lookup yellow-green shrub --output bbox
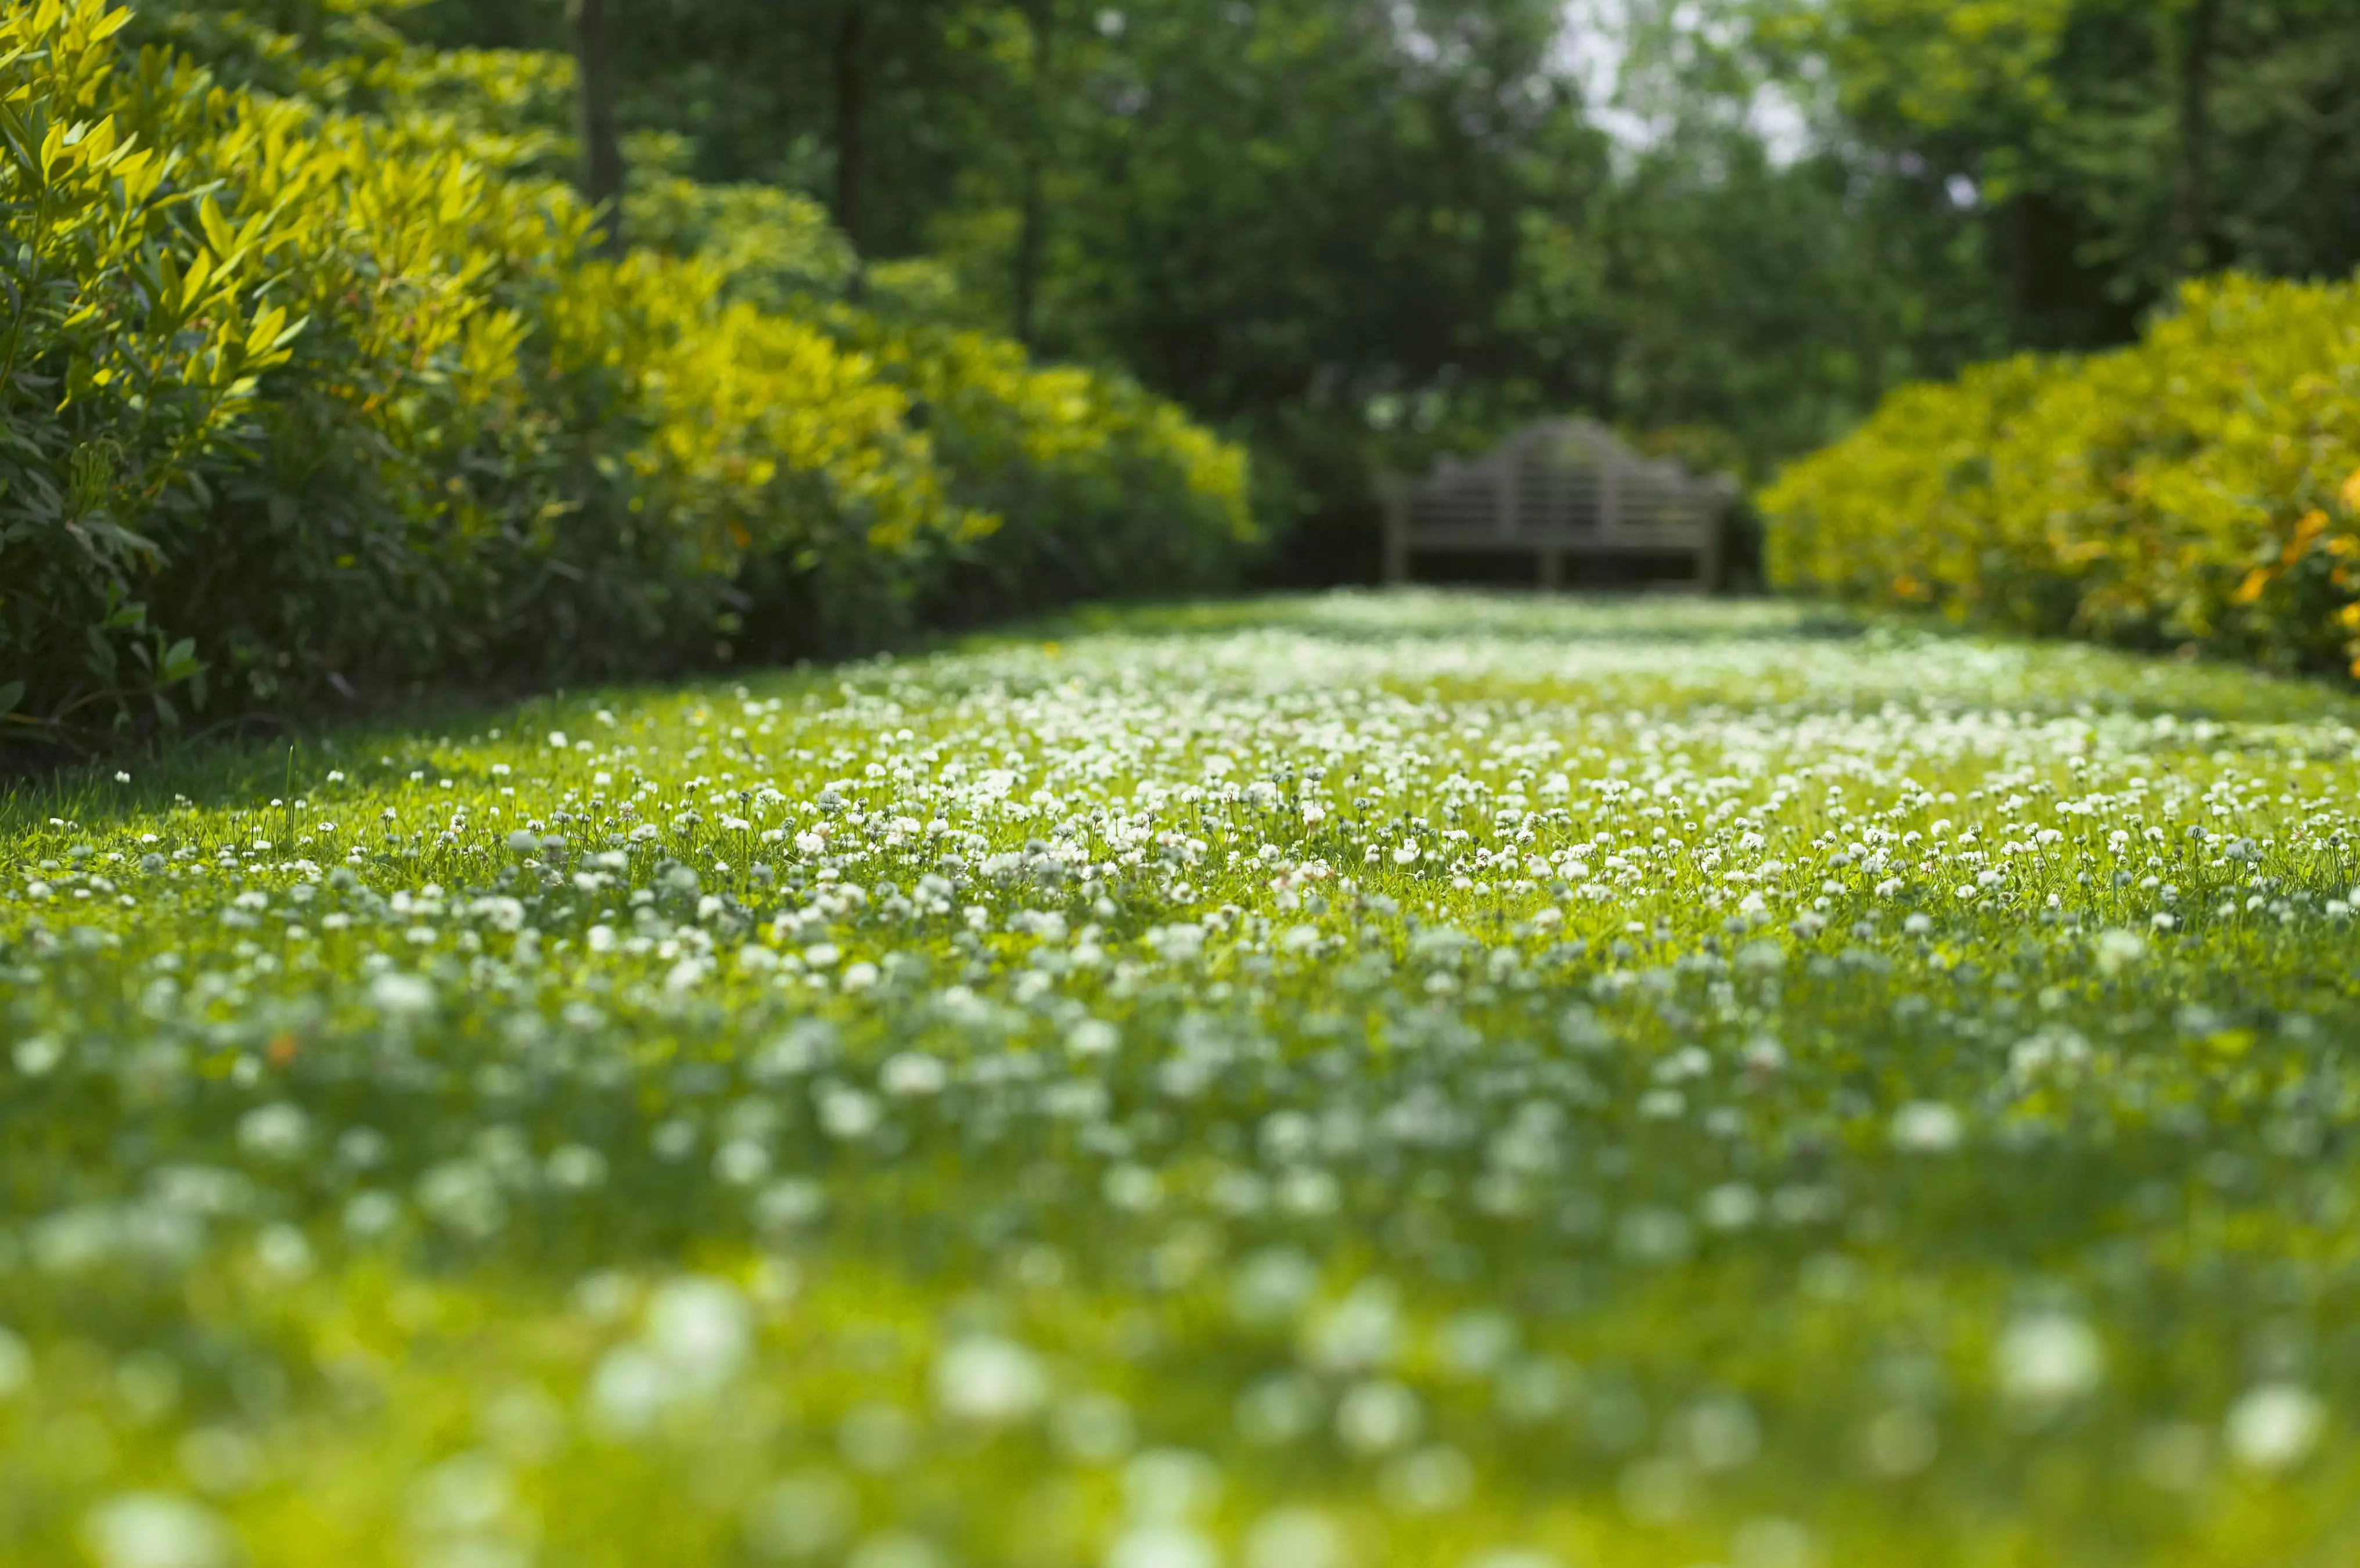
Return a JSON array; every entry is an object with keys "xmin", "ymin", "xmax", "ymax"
[
  {"xmin": 625, "ymin": 163, "xmax": 1256, "ymax": 628},
  {"xmin": 1762, "ymin": 274, "xmax": 2360, "ymax": 676},
  {"xmin": 2, "ymin": 0, "xmax": 1248, "ymax": 749},
  {"xmin": 830, "ymin": 314, "xmax": 1254, "ymax": 625}
]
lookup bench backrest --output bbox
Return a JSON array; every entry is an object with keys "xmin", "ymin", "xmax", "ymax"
[{"xmin": 1378, "ymin": 419, "xmax": 1735, "ymax": 586}]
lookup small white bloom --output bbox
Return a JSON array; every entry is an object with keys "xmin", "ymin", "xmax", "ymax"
[
  {"xmin": 1890, "ymin": 1102, "xmax": 1963, "ymax": 1154},
  {"xmin": 2094, "ymin": 928, "xmax": 2146, "ymax": 974},
  {"xmin": 2225, "ymin": 1384, "xmax": 2326, "ymax": 1471},
  {"xmin": 236, "ymin": 1103, "xmax": 311, "ymax": 1161},
  {"xmin": 1996, "ymin": 1312, "xmax": 2104, "ymax": 1408},
  {"xmin": 933, "ymin": 1336, "xmax": 1048, "ymax": 1424},
  {"xmin": 369, "ymin": 972, "xmax": 436, "ymax": 1017},
  {"xmin": 80, "ymin": 1494, "xmax": 233, "ymax": 1568}
]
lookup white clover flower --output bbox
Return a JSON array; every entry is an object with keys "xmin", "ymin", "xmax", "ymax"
[
  {"xmin": 2224, "ymin": 1384, "xmax": 2325, "ymax": 1471},
  {"xmin": 236, "ymin": 1103, "xmax": 311, "ymax": 1161},
  {"xmin": 369, "ymin": 972, "xmax": 436, "ymax": 1017},
  {"xmin": 879, "ymin": 1053, "xmax": 948, "ymax": 1096},
  {"xmin": 1890, "ymin": 1102, "xmax": 1964, "ymax": 1154},
  {"xmin": 744, "ymin": 1472, "xmax": 857, "ymax": 1560},
  {"xmin": 819, "ymin": 1089, "xmax": 882, "ymax": 1141},
  {"xmin": 643, "ymin": 1275, "xmax": 753, "ymax": 1393},
  {"xmin": 80, "ymin": 1493, "xmax": 234, "ymax": 1568},
  {"xmin": 546, "ymin": 1145, "xmax": 609, "ymax": 1190},
  {"xmin": 587, "ymin": 1346, "xmax": 671, "ymax": 1437},
  {"xmin": 933, "ymin": 1335, "xmax": 1048, "ymax": 1424},
  {"xmin": 1068, "ymin": 1019, "xmax": 1118, "ymax": 1062},
  {"xmin": 1995, "ymin": 1312, "xmax": 2104, "ymax": 1409},
  {"xmin": 2093, "ymin": 929, "xmax": 2146, "ymax": 973},
  {"xmin": 1334, "ymin": 1379, "xmax": 1423, "ymax": 1454}
]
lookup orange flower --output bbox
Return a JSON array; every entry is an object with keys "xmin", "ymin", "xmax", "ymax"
[{"xmin": 2232, "ymin": 568, "xmax": 2271, "ymax": 606}]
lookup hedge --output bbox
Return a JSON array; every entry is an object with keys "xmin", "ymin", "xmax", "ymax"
[
  {"xmin": 0, "ymin": 0, "xmax": 1251, "ymax": 750},
  {"xmin": 1761, "ymin": 272, "xmax": 2360, "ymax": 677}
]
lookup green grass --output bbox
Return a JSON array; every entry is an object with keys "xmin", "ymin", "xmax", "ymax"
[{"xmin": 5, "ymin": 590, "xmax": 2360, "ymax": 1568}]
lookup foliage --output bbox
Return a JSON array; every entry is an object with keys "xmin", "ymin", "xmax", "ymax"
[
  {"xmin": 0, "ymin": 0, "xmax": 1247, "ymax": 752},
  {"xmin": 8, "ymin": 596, "xmax": 2360, "ymax": 1562},
  {"xmin": 1761, "ymin": 272, "xmax": 2360, "ymax": 677},
  {"xmin": 370, "ymin": 0, "xmax": 2360, "ymax": 584},
  {"xmin": 831, "ymin": 312, "xmax": 1254, "ymax": 625},
  {"xmin": 622, "ymin": 172, "xmax": 857, "ymax": 313},
  {"xmin": 1757, "ymin": 0, "xmax": 2360, "ymax": 343},
  {"xmin": 402, "ymin": 0, "xmax": 1651, "ymax": 574},
  {"xmin": 387, "ymin": 0, "xmax": 2360, "ymax": 585}
]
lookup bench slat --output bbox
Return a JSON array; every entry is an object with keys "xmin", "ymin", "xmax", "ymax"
[{"xmin": 1380, "ymin": 418, "xmax": 1732, "ymax": 590}]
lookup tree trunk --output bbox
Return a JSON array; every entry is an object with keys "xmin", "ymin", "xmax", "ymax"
[
  {"xmin": 836, "ymin": 3, "xmax": 869, "ymax": 300},
  {"xmin": 2175, "ymin": 0, "xmax": 2224, "ymax": 276},
  {"xmin": 2006, "ymin": 193, "xmax": 2034, "ymax": 346},
  {"xmin": 1013, "ymin": 0, "xmax": 1053, "ymax": 347},
  {"xmin": 570, "ymin": 0, "xmax": 626, "ymax": 258}
]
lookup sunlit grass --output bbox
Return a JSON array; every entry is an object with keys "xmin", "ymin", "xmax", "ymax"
[{"xmin": 5, "ymin": 590, "xmax": 2360, "ymax": 1567}]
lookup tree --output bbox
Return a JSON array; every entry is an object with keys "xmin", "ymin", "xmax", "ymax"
[
  {"xmin": 570, "ymin": 0, "xmax": 626, "ymax": 256},
  {"xmin": 834, "ymin": 2, "xmax": 868, "ymax": 292},
  {"xmin": 1010, "ymin": 0, "xmax": 1059, "ymax": 346},
  {"xmin": 1754, "ymin": 0, "xmax": 2360, "ymax": 349}
]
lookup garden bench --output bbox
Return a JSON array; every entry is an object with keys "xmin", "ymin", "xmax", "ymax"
[{"xmin": 1378, "ymin": 418, "xmax": 1736, "ymax": 591}]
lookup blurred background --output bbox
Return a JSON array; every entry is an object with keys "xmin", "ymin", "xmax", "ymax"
[
  {"xmin": 412, "ymin": 0, "xmax": 2360, "ymax": 582},
  {"xmin": 10, "ymin": 0, "xmax": 2360, "ymax": 751}
]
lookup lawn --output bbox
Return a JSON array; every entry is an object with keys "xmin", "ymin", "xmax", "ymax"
[{"xmin": 4, "ymin": 592, "xmax": 2358, "ymax": 1568}]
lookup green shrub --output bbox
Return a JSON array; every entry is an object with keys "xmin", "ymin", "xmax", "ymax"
[
  {"xmin": 1762, "ymin": 273, "xmax": 2360, "ymax": 676},
  {"xmin": 828, "ymin": 313, "xmax": 1254, "ymax": 628},
  {"xmin": 1, "ymin": 0, "xmax": 1248, "ymax": 751},
  {"xmin": 624, "ymin": 168, "xmax": 1255, "ymax": 626}
]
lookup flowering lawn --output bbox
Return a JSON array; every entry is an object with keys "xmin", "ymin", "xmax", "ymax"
[{"xmin": 5, "ymin": 591, "xmax": 2359, "ymax": 1568}]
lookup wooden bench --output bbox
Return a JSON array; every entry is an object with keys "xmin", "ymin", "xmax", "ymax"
[{"xmin": 1378, "ymin": 419, "xmax": 1736, "ymax": 591}]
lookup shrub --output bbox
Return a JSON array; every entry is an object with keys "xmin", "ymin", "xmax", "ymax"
[
  {"xmin": 624, "ymin": 170, "xmax": 1255, "ymax": 627},
  {"xmin": 1761, "ymin": 274, "xmax": 2360, "ymax": 677},
  {"xmin": 829, "ymin": 314, "xmax": 1254, "ymax": 628},
  {"xmin": 1, "ymin": 0, "xmax": 1248, "ymax": 752}
]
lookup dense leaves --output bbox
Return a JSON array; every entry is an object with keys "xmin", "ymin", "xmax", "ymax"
[
  {"xmin": 1761, "ymin": 273, "xmax": 2360, "ymax": 677},
  {"xmin": 386, "ymin": 0, "xmax": 2360, "ymax": 582},
  {"xmin": 0, "ymin": 0, "xmax": 1249, "ymax": 753}
]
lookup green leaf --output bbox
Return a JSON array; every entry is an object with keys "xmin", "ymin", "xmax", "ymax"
[{"xmin": 0, "ymin": 679, "xmax": 23, "ymax": 715}]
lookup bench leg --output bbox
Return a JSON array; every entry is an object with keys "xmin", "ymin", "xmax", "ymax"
[{"xmin": 1539, "ymin": 549, "xmax": 1563, "ymax": 592}]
